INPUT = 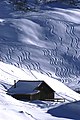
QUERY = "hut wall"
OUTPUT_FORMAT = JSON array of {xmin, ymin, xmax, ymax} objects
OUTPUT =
[
  {"xmin": 12, "ymin": 94, "xmax": 30, "ymax": 100},
  {"xmin": 37, "ymin": 82, "xmax": 54, "ymax": 100},
  {"xmin": 12, "ymin": 92, "xmax": 40, "ymax": 101}
]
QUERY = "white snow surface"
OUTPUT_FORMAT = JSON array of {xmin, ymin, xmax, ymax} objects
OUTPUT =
[
  {"xmin": 0, "ymin": 62, "xmax": 80, "ymax": 120},
  {"xmin": 1, "ymin": 0, "xmax": 80, "ymax": 120},
  {"xmin": 32, "ymin": 70, "xmax": 80, "ymax": 101},
  {"xmin": 0, "ymin": 19, "xmax": 5, "ymax": 23}
]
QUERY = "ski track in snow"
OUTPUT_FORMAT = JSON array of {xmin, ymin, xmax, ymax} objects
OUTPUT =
[
  {"xmin": 1, "ymin": 1, "xmax": 80, "ymax": 119},
  {"xmin": 0, "ymin": 15, "xmax": 80, "ymax": 82}
]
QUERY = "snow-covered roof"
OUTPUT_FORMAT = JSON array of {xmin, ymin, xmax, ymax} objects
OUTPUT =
[{"xmin": 7, "ymin": 80, "xmax": 43, "ymax": 94}]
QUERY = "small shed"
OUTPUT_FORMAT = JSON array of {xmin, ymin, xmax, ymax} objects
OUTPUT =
[{"xmin": 7, "ymin": 80, "xmax": 55, "ymax": 101}]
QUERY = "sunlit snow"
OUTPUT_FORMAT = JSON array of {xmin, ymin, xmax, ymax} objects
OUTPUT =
[{"xmin": 1, "ymin": 0, "xmax": 80, "ymax": 120}]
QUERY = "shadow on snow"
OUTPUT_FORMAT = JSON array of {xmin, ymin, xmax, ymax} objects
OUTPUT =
[{"xmin": 47, "ymin": 101, "xmax": 80, "ymax": 120}]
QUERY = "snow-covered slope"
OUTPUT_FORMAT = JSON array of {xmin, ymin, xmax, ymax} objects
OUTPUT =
[
  {"xmin": 1, "ymin": 1, "xmax": 80, "ymax": 89},
  {"xmin": 1, "ymin": 0, "xmax": 80, "ymax": 120},
  {"xmin": 0, "ymin": 61, "xmax": 80, "ymax": 120},
  {"xmin": 1, "ymin": 61, "xmax": 80, "ymax": 102},
  {"xmin": 32, "ymin": 70, "xmax": 80, "ymax": 101}
]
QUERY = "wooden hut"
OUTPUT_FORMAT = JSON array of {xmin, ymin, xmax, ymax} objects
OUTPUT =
[{"xmin": 7, "ymin": 80, "xmax": 55, "ymax": 101}]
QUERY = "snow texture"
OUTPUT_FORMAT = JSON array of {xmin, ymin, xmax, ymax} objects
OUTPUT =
[{"xmin": 0, "ymin": 0, "xmax": 80, "ymax": 120}]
